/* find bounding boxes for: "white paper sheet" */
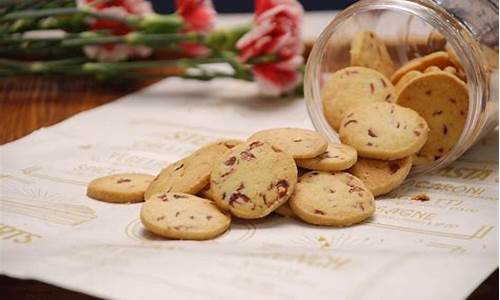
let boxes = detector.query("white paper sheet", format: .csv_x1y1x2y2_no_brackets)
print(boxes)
0,76,498,300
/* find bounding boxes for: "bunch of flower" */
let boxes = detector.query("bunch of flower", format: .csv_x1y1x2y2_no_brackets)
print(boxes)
0,0,305,95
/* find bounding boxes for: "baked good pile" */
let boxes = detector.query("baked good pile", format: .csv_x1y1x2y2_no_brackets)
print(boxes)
87,129,376,240
324,30,469,165
85,30,469,241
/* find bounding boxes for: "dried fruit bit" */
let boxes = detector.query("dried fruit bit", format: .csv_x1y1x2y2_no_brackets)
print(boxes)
116,178,131,184
411,193,430,201
224,156,237,165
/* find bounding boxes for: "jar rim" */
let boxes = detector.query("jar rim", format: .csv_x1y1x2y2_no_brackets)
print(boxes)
304,0,487,176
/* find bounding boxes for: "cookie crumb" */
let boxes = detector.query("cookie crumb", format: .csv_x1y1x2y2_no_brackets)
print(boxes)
411,193,430,201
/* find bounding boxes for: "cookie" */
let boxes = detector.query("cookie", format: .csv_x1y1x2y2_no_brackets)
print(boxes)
296,143,357,171
198,182,217,201
395,70,422,94
412,153,434,166
289,171,375,226
350,31,395,77
397,71,468,161
211,141,297,219
87,173,154,203
390,51,453,84
424,66,441,73
140,192,230,240
322,66,396,130
274,201,296,218
248,128,327,159
442,66,457,74
348,156,412,197
144,140,242,200
428,65,466,82
339,102,429,160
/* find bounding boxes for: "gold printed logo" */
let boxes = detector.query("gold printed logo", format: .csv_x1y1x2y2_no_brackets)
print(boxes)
403,180,486,196
108,152,167,169
1,185,97,226
0,223,41,244
256,252,351,270
377,206,435,221
433,166,493,181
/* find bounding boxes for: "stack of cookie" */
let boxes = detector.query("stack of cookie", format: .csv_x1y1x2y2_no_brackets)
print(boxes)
323,30,469,168
87,127,381,240
85,31,469,241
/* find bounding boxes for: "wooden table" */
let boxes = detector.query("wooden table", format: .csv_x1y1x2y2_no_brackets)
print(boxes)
0,75,498,299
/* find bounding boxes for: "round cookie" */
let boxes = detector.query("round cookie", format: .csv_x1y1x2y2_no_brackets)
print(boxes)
397,64,467,91
322,66,396,130
443,66,457,74
289,171,375,226
390,51,453,84
348,157,412,197
274,201,296,218
296,143,357,171
397,71,469,160
395,70,422,94
339,102,429,160
274,167,317,217
424,66,441,73
140,192,230,240
198,182,217,201
211,141,297,219
145,139,241,199
87,173,154,203
426,65,466,82
412,153,434,166
350,31,395,78
248,128,327,159
442,65,466,82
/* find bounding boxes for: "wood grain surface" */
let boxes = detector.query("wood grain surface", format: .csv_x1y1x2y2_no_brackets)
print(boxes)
0,76,161,145
0,74,497,299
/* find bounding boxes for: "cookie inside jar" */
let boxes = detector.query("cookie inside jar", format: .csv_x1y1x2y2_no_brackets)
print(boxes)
303,0,496,176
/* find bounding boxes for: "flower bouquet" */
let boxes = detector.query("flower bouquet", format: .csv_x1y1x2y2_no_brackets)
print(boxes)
0,0,305,95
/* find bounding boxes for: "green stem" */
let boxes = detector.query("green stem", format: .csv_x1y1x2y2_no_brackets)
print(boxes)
219,51,252,81
62,34,124,46
206,23,252,52
0,57,89,74
1,0,75,16
2,7,79,20
0,55,257,83
0,7,137,26
61,32,193,47
182,72,241,81
0,44,83,58
0,34,70,44
0,29,115,44
247,54,278,65
82,57,227,72
42,57,89,66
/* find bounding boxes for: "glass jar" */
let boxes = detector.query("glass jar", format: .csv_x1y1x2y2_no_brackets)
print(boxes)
304,0,498,175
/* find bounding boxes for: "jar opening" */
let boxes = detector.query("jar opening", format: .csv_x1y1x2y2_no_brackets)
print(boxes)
305,0,490,175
